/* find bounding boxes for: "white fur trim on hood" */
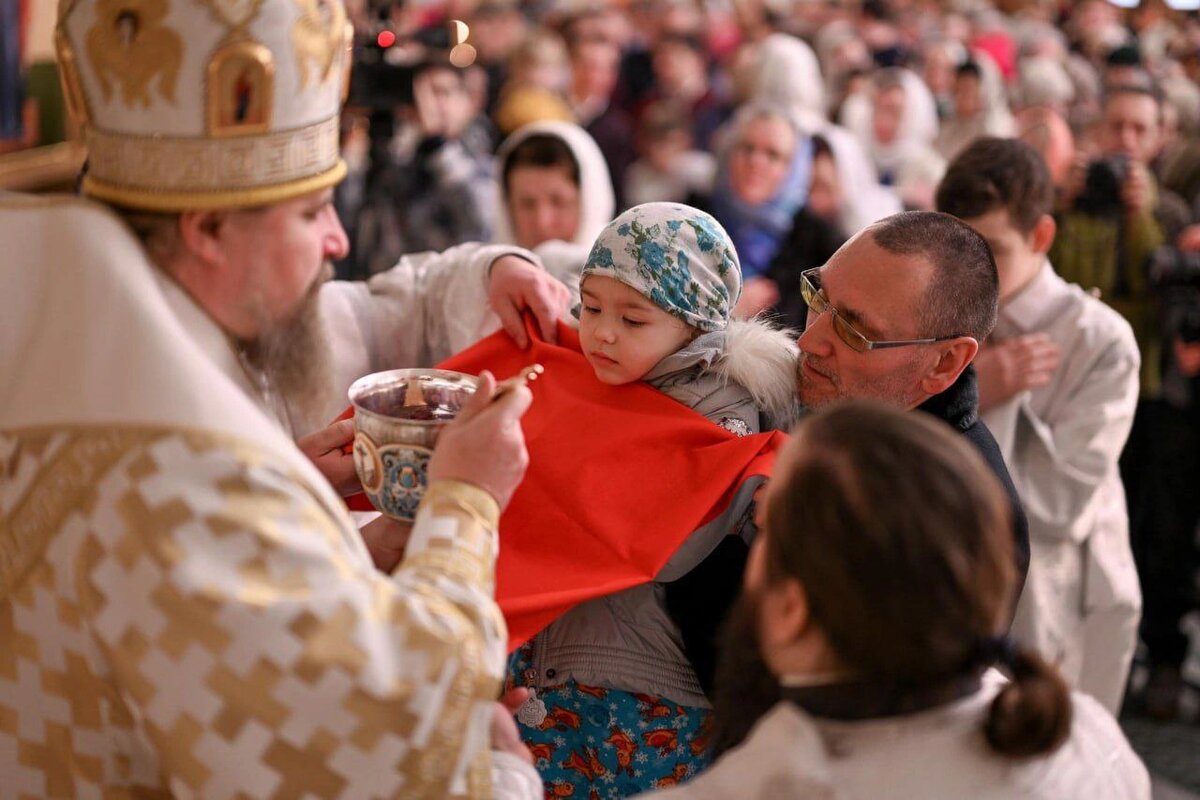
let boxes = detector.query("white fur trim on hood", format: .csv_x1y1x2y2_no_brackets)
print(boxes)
713,317,800,421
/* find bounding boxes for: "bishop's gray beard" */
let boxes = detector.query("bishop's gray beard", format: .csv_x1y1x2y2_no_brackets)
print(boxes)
239,264,334,435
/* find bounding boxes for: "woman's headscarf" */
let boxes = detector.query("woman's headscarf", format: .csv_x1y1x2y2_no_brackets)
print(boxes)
493,121,615,287
934,52,1016,162
580,203,741,332
495,120,614,249
710,104,813,280
742,33,827,133
840,69,945,204
841,68,940,172
974,51,1016,134
736,35,900,236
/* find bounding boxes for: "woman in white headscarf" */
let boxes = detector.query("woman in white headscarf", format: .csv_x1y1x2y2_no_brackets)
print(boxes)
316,121,612,414
841,67,947,209
493,120,616,293
738,32,829,133
934,52,1016,162
735,34,901,236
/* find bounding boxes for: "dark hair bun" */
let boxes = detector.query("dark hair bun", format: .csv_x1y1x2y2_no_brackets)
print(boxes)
984,647,1073,758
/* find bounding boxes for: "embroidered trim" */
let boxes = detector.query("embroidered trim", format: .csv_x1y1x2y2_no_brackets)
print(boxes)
80,122,346,211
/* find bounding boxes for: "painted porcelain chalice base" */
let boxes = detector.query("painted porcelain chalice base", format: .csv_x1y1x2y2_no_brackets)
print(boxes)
348,369,476,521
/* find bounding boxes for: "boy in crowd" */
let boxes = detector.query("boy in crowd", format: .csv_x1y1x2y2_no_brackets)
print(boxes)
937,137,1142,715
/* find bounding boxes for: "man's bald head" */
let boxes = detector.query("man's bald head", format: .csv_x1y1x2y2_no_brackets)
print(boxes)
868,211,999,343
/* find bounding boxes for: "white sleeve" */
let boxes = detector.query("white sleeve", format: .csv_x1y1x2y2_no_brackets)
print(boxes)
489,751,544,800
318,243,540,420
80,434,510,798
1005,336,1140,543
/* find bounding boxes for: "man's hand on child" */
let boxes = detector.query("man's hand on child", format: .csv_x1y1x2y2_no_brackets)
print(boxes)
489,255,572,348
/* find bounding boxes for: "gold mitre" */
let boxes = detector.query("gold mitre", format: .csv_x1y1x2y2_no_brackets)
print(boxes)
56,0,352,211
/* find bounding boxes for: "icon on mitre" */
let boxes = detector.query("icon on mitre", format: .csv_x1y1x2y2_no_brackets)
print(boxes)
208,41,274,135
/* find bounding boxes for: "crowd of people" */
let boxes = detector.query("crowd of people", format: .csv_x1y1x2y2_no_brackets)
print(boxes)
1,0,1199,798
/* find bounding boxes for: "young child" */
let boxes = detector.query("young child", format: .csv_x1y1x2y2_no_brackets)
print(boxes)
508,202,797,797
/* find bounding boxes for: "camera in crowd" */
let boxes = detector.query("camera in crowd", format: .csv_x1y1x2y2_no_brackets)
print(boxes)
1150,246,1200,290
1075,154,1130,217
1150,246,1200,344
347,0,454,110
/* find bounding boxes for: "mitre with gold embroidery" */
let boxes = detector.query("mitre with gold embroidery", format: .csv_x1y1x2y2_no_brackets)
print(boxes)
56,0,352,210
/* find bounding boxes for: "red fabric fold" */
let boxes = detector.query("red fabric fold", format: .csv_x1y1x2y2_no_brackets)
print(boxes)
339,320,786,650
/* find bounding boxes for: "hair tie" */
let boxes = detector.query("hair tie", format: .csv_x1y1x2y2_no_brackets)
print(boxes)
975,635,1019,668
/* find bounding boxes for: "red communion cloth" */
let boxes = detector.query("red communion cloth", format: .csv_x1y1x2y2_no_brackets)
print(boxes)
338,321,785,651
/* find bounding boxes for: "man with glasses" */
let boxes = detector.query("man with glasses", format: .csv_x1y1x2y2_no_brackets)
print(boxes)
793,211,1029,589
670,210,1030,709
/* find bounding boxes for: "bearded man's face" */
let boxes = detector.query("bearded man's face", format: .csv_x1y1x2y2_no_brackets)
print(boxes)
227,189,347,430
239,263,334,432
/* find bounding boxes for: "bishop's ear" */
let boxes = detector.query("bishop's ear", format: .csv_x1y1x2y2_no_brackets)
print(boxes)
177,210,233,273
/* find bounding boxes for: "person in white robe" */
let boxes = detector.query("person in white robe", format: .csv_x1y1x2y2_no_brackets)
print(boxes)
937,137,1141,716
635,403,1148,800
0,1,568,796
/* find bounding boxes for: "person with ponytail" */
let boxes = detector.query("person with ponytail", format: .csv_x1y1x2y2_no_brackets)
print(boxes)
636,401,1149,799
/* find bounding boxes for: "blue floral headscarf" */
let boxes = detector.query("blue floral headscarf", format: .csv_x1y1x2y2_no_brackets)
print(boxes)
579,203,742,333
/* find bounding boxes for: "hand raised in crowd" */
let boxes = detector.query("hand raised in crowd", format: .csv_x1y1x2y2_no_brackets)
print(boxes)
428,371,532,509
734,276,781,319
975,334,1062,412
1175,337,1200,377
488,255,573,349
1122,161,1154,217
296,418,361,496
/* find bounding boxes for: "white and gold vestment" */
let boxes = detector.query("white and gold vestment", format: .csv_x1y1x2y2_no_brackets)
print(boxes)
2,0,544,792
0,187,534,800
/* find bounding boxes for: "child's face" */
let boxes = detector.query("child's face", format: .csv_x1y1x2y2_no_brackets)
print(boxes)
579,275,697,385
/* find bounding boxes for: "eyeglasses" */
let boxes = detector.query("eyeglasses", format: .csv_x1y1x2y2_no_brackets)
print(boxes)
799,267,964,353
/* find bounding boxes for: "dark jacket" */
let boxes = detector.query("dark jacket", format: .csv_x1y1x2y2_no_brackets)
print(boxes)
666,364,1031,697
917,365,1032,598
